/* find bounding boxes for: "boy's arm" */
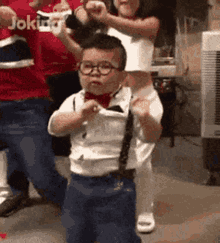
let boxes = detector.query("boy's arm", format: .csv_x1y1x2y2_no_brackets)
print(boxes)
50,110,85,136
48,98,101,136
85,1,159,39
131,92,163,143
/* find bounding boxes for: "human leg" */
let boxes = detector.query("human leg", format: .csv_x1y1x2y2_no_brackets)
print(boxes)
6,132,67,205
0,149,8,188
0,147,30,216
136,158,155,233
0,100,31,216
92,176,141,243
202,138,220,186
61,173,96,243
0,150,10,204
11,99,68,206
0,100,67,216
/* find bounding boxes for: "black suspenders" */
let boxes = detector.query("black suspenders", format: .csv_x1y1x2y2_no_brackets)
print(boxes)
118,109,134,179
73,97,134,179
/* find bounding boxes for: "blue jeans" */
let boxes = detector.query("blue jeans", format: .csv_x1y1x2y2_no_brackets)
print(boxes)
0,99,67,205
62,172,141,243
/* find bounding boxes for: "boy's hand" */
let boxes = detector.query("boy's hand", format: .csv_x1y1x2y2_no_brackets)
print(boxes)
85,1,107,22
80,100,101,121
131,97,150,118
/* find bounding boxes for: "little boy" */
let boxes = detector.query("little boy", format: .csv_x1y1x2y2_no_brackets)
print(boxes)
48,33,162,243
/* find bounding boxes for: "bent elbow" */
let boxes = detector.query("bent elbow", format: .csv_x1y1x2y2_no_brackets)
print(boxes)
49,117,65,137
50,123,65,136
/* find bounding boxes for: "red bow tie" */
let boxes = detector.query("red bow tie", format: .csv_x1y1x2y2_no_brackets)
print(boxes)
84,92,112,108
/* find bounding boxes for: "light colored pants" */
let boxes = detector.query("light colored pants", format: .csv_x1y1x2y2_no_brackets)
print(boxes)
0,150,8,188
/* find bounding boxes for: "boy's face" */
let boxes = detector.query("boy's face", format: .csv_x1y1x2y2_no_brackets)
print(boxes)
79,48,122,95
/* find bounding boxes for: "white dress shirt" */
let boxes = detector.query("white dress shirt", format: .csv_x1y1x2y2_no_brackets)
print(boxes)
48,87,163,176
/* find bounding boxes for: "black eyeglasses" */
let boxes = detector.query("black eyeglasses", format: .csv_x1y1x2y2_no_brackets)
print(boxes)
78,61,119,76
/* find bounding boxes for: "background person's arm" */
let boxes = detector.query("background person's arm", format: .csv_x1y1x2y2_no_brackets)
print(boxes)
0,0,53,27
50,16,83,62
132,96,162,143
0,6,16,27
85,1,159,39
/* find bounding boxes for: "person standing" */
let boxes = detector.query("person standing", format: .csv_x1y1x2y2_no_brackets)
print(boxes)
0,150,9,204
37,0,82,156
48,33,162,243
37,0,82,107
0,0,68,217
48,0,164,233
83,0,164,233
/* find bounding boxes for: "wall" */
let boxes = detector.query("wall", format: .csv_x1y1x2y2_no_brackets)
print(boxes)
209,0,220,30
173,0,209,136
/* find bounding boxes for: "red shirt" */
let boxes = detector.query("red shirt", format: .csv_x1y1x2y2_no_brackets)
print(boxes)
38,0,82,78
0,0,49,100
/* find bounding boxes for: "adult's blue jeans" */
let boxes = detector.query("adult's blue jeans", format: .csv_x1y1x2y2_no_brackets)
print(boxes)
0,99,67,206
62,172,141,243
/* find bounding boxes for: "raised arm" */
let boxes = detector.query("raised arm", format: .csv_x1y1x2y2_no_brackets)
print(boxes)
50,16,83,62
29,0,54,11
85,1,159,39
0,6,16,27
0,0,53,27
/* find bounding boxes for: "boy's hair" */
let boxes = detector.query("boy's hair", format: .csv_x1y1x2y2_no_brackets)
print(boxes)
80,33,127,71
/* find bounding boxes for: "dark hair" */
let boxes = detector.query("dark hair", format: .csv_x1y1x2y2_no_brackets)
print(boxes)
65,13,107,44
80,33,127,71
